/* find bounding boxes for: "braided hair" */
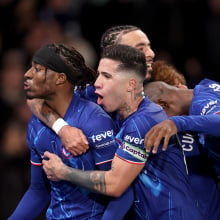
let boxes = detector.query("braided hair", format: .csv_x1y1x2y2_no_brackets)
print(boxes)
48,43,97,90
100,25,140,51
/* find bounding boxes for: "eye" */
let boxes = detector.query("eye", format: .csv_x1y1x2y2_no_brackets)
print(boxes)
34,64,43,73
104,74,111,79
102,72,112,79
137,47,144,52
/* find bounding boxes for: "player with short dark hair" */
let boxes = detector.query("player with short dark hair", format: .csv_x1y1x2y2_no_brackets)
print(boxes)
26,24,155,154
42,44,204,220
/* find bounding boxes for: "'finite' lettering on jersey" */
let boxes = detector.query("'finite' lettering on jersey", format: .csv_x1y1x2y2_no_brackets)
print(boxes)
201,100,217,115
124,134,144,145
91,129,114,142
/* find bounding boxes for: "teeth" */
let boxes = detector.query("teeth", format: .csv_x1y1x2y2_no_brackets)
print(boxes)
147,63,152,68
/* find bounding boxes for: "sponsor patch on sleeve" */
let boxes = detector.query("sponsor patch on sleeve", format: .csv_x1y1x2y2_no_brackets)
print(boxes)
119,141,149,163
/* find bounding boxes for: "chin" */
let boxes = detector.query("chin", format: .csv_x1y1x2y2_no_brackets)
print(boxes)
25,94,33,99
104,108,112,113
25,93,39,100
103,106,115,113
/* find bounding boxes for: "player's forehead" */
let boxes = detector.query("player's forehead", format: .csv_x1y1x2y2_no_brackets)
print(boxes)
98,58,119,73
118,30,150,48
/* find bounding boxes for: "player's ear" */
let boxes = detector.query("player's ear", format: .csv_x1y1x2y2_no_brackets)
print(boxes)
56,72,67,85
127,78,137,92
156,99,169,110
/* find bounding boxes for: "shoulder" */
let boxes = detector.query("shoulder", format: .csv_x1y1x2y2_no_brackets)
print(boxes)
28,114,44,130
76,98,117,132
121,101,164,136
75,84,97,103
142,97,165,113
131,98,167,123
72,96,106,119
195,78,220,94
80,98,112,121
27,115,52,145
192,79,220,115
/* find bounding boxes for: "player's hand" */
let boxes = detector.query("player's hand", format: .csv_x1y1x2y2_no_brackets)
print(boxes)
42,151,68,181
58,125,89,156
144,120,177,153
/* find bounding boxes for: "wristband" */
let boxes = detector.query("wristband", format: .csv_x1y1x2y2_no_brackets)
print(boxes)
52,118,68,134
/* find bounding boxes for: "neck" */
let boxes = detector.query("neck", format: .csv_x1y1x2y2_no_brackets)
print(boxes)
118,95,144,120
45,90,73,117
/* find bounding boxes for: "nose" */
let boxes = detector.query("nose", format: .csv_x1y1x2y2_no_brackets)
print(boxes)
145,48,155,60
94,75,102,89
149,48,155,59
24,67,33,79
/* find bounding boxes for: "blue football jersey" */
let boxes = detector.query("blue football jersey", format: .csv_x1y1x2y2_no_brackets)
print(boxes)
189,79,220,180
115,98,203,220
177,132,220,220
27,95,118,219
75,84,97,103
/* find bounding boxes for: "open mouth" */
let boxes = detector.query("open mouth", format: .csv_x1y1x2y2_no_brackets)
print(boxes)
146,58,153,68
24,83,30,90
24,79,33,91
95,92,104,105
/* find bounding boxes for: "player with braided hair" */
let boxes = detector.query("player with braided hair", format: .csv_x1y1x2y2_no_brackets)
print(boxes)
100,25,138,49
100,25,154,79
8,43,133,220
25,25,155,156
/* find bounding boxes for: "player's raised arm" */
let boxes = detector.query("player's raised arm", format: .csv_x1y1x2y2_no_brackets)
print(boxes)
27,98,89,155
144,119,177,153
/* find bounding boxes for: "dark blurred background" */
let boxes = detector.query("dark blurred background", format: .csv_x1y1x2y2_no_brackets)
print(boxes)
0,0,219,219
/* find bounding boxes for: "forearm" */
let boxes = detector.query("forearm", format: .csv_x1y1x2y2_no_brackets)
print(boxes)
63,166,109,195
27,98,70,136
27,99,89,156
60,164,131,197
170,114,220,136
27,99,60,127
43,152,138,197
44,160,123,196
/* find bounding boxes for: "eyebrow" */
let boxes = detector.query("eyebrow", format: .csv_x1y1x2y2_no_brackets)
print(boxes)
101,71,112,77
135,42,150,47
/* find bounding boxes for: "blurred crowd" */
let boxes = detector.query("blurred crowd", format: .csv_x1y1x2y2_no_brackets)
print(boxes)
0,0,220,219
